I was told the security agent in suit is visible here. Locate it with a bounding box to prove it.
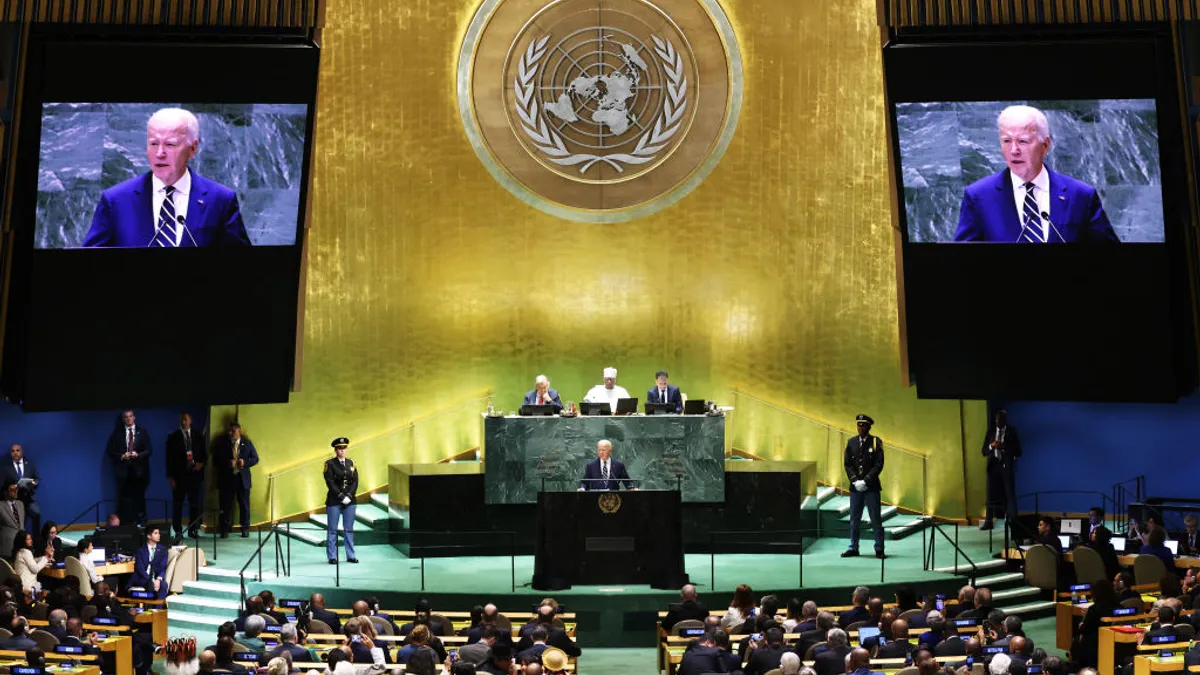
[842,414,886,559]
[0,483,24,568]
[578,439,638,491]
[647,370,683,413]
[1180,514,1199,557]
[980,409,1022,531]
[212,423,258,538]
[0,445,39,536]
[106,409,153,525]
[522,375,564,412]
[324,438,359,564]
[166,413,207,540]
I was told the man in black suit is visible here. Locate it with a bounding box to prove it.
[307,593,341,633]
[934,631,967,658]
[467,604,514,647]
[1143,606,1183,643]
[795,610,835,656]
[166,412,207,541]
[677,630,729,675]
[1032,516,1061,554]
[663,584,708,630]
[944,586,974,620]
[813,628,852,675]
[259,623,311,665]
[838,587,872,628]
[980,409,1022,531]
[958,588,994,620]
[1,444,40,535]
[842,414,886,559]
[212,423,258,538]
[515,605,581,658]
[106,409,153,525]
[647,370,683,413]
[743,627,790,675]
[0,618,38,652]
[876,618,916,659]
[578,439,637,491]
[60,618,102,656]
[1180,514,1199,557]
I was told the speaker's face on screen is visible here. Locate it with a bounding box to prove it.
[998,122,1051,183]
[146,120,198,186]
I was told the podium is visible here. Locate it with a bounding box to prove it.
[532,489,687,590]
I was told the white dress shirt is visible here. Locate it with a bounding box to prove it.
[1010,167,1051,241]
[584,384,631,412]
[80,554,103,584]
[151,170,192,246]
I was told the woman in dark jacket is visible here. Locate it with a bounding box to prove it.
[1086,526,1122,580]
[1073,576,1118,668]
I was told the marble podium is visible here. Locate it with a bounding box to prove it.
[483,414,726,505]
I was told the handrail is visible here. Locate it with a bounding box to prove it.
[1017,489,1114,518]
[924,517,979,585]
[266,393,492,480]
[59,498,174,533]
[1112,475,1144,535]
[729,389,930,459]
[239,525,282,610]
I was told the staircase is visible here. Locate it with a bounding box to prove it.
[277,493,402,548]
[167,565,277,642]
[810,486,933,541]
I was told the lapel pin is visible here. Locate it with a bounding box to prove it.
[198,199,205,205]
[1057,195,1065,200]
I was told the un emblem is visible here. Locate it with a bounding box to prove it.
[597,493,622,514]
[458,0,743,222]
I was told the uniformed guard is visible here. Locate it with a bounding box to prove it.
[842,414,886,559]
[323,437,359,564]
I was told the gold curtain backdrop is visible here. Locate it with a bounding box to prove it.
[228,0,988,523]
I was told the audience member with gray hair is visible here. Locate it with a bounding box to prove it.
[779,653,802,675]
[262,622,315,666]
[989,653,1012,675]
[239,614,267,652]
[813,629,852,675]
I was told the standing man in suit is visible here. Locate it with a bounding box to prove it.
[107,409,153,526]
[647,370,683,413]
[1,445,39,535]
[522,375,563,412]
[953,105,1118,243]
[212,423,258,538]
[324,438,359,564]
[129,526,169,599]
[83,108,250,248]
[980,409,1022,531]
[0,482,24,556]
[1179,515,1199,557]
[166,413,207,541]
[842,414,886,559]
[578,440,637,491]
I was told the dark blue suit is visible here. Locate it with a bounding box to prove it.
[953,168,1118,243]
[647,385,683,413]
[522,389,563,411]
[579,458,636,491]
[129,543,169,599]
[83,170,251,247]
[213,436,259,534]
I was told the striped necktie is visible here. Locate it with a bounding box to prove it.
[151,185,179,247]
[1021,182,1045,243]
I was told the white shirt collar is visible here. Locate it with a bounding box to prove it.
[152,169,192,198]
[1009,165,1049,194]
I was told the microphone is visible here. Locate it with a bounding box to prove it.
[1039,211,1066,243]
[178,215,198,247]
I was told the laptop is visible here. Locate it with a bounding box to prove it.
[645,402,676,415]
[615,398,638,415]
[1111,538,1126,553]
[1165,540,1179,555]
[579,401,611,416]
[1057,535,1071,549]
[519,404,556,417]
[683,399,707,415]
[1059,519,1083,534]
[90,547,106,565]
[857,626,880,647]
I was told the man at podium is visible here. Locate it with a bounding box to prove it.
[578,440,638,491]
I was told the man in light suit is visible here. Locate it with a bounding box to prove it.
[578,439,637,491]
[212,423,259,538]
[0,482,24,557]
[647,370,683,413]
[129,526,169,599]
[522,375,563,412]
[953,105,1118,243]
[106,409,153,526]
[0,445,40,535]
[83,108,250,248]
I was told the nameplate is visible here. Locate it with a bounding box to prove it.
[585,537,635,552]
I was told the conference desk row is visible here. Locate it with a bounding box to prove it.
[1055,601,1197,675]
[1002,548,1200,570]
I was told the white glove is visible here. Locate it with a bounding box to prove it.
[854,480,867,492]
[341,496,352,506]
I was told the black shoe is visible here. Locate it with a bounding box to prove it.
[876,551,887,559]
[841,550,859,558]
[241,531,250,538]
[978,521,993,531]
[347,558,360,564]
[328,559,337,565]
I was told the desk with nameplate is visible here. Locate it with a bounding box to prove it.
[40,561,136,580]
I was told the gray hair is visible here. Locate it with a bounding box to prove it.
[780,653,802,675]
[148,108,201,144]
[802,600,818,618]
[853,586,870,605]
[267,657,290,675]
[816,610,835,631]
[997,105,1050,142]
[244,614,266,637]
[989,653,1012,675]
[598,439,613,450]
[535,375,549,386]
[49,609,67,626]
[280,623,298,643]
[827,628,848,648]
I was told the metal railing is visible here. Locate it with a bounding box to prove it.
[1112,475,1146,534]
[922,518,979,585]
[239,524,292,609]
[728,390,930,514]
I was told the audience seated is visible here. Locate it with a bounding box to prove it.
[60,617,101,656]
[235,596,266,633]
[1141,527,1176,572]
[787,599,818,633]
[459,605,484,637]
[838,587,872,628]
[307,593,341,633]
[476,642,515,675]
[515,604,581,658]
[846,647,871,675]
[516,626,550,664]
[11,530,49,594]
[944,586,975,620]
[812,627,850,675]
[876,617,915,658]
[258,591,290,625]
[677,628,729,675]
[396,624,437,664]
[948,637,982,669]
[743,626,789,675]
[780,652,802,675]
[457,625,500,666]
[1071,577,1116,668]
[795,610,834,656]
[0,617,38,651]
[1008,636,1031,665]
[214,635,249,675]
[468,603,513,646]
[239,615,268,652]
[262,623,313,665]
[934,618,965,658]
[958,587,993,620]
[663,584,709,631]
[1143,605,1184,642]
[361,596,402,636]
[919,611,945,650]
[721,584,755,632]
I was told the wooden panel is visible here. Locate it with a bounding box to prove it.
[0,0,322,27]
[882,0,1199,26]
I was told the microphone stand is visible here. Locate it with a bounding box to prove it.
[1039,211,1066,243]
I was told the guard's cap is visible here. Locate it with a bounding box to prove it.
[855,414,874,425]
[331,437,350,448]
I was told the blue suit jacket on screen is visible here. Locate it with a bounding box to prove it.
[580,458,636,491]
[647,384,683,413]
[522,388,563,410]
[953,168,1119,243]
[83,170,252,247]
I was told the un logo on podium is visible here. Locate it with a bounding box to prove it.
[458,0,743,222]
[598,493,622,514]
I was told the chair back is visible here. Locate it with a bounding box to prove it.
[0,558,14,579]
[671,620,704,636]
[29,602,48,621]
[169,547,207,594]
[897,609,922,621]
[232,642,250,652]
[80,605,98,624]
[845,621,867,632]
[1133,554,1169,587]
[29,629,59,652]
[258,613,280,626]
[1023,544,1058,590]
[309,619,333,635]
[1120,597,1144,609]
[804,641,826,661]
[1071,547,1108,590]
[429,614,454,636]
[368,616,393,636]
[64,557,92,599]
[0,628,10,640]
[493,614,512,630]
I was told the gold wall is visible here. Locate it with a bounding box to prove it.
[232,0,988,522]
